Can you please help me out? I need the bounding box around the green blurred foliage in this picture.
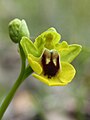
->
[0,0,90,45]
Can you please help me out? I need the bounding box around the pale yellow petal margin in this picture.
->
[32,73,68,86]
[28,54,42,75]
[32,62,76,86]
[59,62,76,83]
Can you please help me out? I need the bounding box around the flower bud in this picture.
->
[8,18,30,43]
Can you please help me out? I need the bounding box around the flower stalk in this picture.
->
[0,44,33,119]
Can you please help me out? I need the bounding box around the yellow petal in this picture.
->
[32,73,68,86]
[59,62,76,83]
[28,55,42,75]
[33,73,49,85]
[32,62,76,86]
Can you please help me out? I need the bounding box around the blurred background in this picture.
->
[0,0,90,120]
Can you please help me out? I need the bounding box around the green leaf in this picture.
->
[20,37,39,57]
[60,44,82,63]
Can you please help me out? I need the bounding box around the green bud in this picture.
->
[8,18,30,43]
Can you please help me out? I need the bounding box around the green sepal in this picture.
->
[20,37,39,57]
[55,41,69,51]
[34,27,61,50]
[60,44,82,63]
[19,20,30,40]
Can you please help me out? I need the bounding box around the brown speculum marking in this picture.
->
[41,49,60,78]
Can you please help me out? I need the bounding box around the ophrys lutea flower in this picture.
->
[20,28,82,86]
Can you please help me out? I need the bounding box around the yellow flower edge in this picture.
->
[28,54,42,75]
[59,62,76,83]
[32,62,76,86]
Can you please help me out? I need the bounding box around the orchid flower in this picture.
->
[20,27,82,86]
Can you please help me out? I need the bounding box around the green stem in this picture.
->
[0,44,32,119]
[22,65,33,81]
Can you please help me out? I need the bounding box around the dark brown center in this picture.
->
[41,49,60,78]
